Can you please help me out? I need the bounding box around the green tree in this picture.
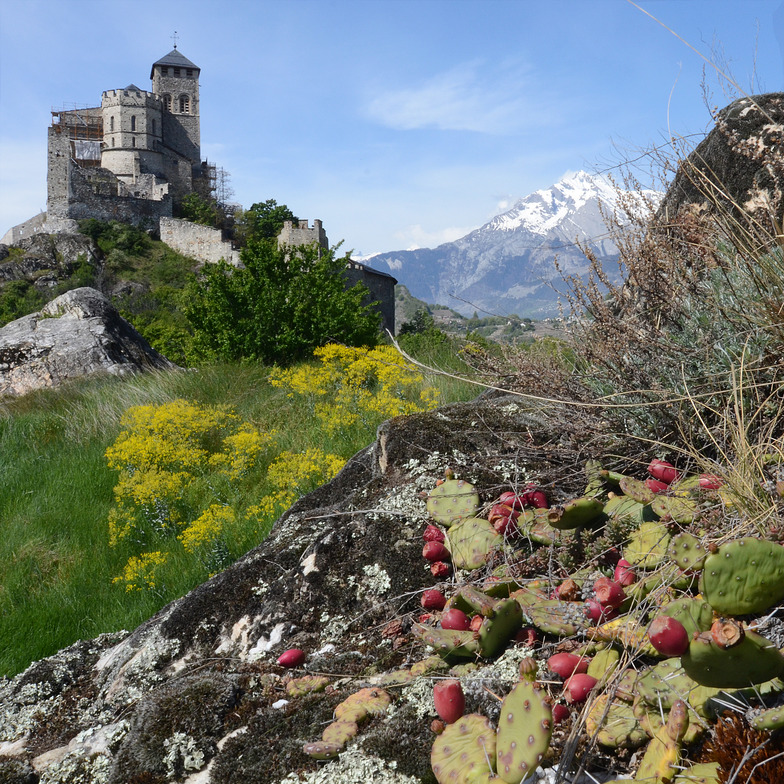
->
[234,199,297,245]
[178,193,222,228]
[184,240,381,365]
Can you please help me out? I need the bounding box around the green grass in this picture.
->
[0,346,477,677]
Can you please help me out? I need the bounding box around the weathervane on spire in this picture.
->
[171,31,179,49]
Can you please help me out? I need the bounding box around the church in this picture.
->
[41,47,205,235]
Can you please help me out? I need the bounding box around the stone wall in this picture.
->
[0,212,48,246]
[160,217,241,266]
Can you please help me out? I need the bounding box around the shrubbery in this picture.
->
[184,240,381,365]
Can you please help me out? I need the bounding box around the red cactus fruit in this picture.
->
[441,608,471,631]
[433,679,465,724]
[613,559,637,587]
[418,613,434,624]
[699,473,723,489]
[430,561,451,578]
[421,589,447,610]
[547,652,590,679]
[489,504,520,536]
[593,577,626,609]
[423,541,450,562]
[584,599,617,624]
[648,459,681,485]
[522,487,549,509]
[647,615,690,656]
[552,703,571,724]
[563,673,598,704]
[498,491,525,511]
[277,648,306,668]
[423,524,446,543]
[645,478,669,494]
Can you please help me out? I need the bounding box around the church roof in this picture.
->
[124,83,143,92]
[150,49,199,78]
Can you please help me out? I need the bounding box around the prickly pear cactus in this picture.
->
[625,521,671,569]
[546,496,604,530]
[651,495,697,524]
[700,537,784,615]
[619,475,656,504]
[681,629,784,688]
[585,693,648,749]
[411,624,478,659]
[671,761,720,784]
[634,700,689,783]
[748,703,784,731]
[496,681,553,783]
[431,713,497,784]
[668,532,708,572]
[660,596,713,638]
[446,516,502,570]
[427,478,480,526]
[476,597,523,658]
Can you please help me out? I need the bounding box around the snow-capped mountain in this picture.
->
[369,171,658,318]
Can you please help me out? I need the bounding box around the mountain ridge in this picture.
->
[368,170,659,318]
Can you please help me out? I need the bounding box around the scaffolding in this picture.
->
[51,104,104,166]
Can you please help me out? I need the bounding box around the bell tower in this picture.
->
[150,46,200,165]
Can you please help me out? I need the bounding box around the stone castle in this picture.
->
[2,47,396,333]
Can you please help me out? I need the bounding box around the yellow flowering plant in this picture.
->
[106,399,277,587]
[269,344,440,434]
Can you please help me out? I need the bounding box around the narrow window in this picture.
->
[163,94,172,112]
[112,137,115,147]
[186,68,193,78]
[161,66,168,75]
[174,67,181,77]
[110,115,114,132]
[152,118,156,135]
[131,115,136,131]
[179,94,190,114]
[132,137,136,148]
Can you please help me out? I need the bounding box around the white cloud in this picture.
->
[365,61,550,135]
[394,222,476,250]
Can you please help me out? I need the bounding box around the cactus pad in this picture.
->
[700,537,784,615]
[476,597,523,658]
[334,687,392,723]
[447,517,502,570]
[427,479,480,527]
[286,675,330,697]
[651,495,698,524]
[619,475,656,504]
[625,521,671,569]
[660,596,713,638]
[546,496,604,530]
[585,693,647,749]
[681,629,784,688]
[431,713,497,784]
[668,532,708,572]
[496,681,553,783]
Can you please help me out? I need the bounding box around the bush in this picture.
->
[184,240,381,365]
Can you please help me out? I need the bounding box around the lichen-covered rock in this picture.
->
[0,394,597,782]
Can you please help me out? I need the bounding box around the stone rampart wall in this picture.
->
[160,217,241,266]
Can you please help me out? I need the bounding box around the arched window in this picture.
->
[111,137,115,147]
[179,94,190,114]
[163,94,172,112]
[131,115,136,132]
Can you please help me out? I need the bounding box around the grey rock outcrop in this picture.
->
[0,233,98,290]
[0,394,594,783]
[0,287,176,397]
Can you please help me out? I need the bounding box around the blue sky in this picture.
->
[1,0,782,256]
